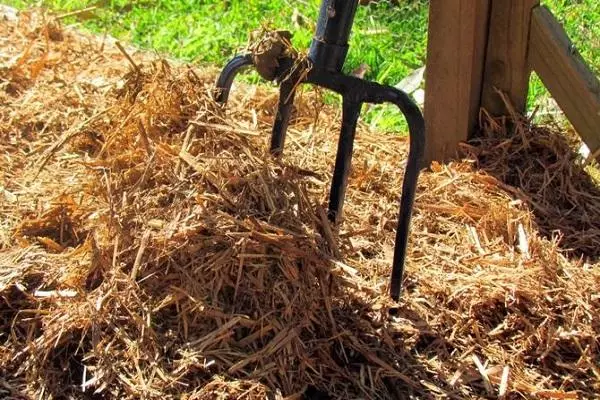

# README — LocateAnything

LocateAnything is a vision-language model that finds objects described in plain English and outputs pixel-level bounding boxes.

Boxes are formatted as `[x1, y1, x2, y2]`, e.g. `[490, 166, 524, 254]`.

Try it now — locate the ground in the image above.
[1, 6, 599, 400]
[3, 0, 600, 131]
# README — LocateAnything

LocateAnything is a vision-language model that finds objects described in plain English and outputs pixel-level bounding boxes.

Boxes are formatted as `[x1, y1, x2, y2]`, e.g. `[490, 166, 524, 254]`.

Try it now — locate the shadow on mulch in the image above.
[462, 105, 600, 262]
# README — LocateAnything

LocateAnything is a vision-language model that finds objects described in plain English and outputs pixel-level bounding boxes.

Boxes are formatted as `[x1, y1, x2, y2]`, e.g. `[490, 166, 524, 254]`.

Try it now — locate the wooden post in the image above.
[529, 6, 600, 156]
[423, 0, 490, 164]
[481, 0, 539, 116]
[424, 0, 600, 162]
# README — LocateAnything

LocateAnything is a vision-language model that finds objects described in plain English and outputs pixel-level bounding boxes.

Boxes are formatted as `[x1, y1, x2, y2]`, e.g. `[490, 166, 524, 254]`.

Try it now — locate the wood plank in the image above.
[423, 0, 491, 164]
[529, 6, 600, 155]
[481, 0, 539, 116]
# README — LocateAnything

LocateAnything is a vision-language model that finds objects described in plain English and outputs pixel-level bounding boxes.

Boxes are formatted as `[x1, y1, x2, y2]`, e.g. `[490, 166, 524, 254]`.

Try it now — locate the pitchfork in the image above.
[214, 0, 425, 301]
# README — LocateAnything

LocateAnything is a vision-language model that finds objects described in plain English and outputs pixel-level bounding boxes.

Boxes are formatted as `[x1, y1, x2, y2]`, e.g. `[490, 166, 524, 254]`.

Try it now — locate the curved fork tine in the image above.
[377, 87, 425, 301]
[215, 54, 254, 104]
[306, 70, 425, 301]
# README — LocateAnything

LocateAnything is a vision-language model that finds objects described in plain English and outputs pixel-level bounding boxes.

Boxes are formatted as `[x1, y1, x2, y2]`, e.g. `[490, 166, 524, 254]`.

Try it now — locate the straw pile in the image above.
[1, 8, 599, 400]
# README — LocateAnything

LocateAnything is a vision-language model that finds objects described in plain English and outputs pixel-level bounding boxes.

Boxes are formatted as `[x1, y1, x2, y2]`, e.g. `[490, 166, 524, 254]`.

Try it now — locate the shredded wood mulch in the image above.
[1, 8, 599, 400]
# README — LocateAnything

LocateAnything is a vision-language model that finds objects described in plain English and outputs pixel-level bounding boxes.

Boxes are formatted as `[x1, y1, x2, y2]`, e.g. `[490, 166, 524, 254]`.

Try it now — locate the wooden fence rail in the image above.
[424, 0, 600, 164]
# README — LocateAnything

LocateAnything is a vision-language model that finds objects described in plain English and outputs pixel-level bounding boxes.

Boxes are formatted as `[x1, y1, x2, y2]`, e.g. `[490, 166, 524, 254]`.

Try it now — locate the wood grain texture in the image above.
[481, 0, 539, 116]
[529, 5, 600, 155]
[423, 0, 490, 163]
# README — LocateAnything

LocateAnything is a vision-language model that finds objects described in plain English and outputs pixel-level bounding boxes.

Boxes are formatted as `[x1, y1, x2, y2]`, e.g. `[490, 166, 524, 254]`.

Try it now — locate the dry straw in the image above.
[1, 8, 598, 400]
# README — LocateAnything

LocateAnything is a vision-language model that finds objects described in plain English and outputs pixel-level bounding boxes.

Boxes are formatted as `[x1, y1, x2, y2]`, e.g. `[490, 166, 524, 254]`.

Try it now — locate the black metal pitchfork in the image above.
[214, 0, 425, 301]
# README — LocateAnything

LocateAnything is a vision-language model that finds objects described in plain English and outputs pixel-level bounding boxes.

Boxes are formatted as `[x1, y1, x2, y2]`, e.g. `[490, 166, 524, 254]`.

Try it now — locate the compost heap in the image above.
[1, 8, 599, 400]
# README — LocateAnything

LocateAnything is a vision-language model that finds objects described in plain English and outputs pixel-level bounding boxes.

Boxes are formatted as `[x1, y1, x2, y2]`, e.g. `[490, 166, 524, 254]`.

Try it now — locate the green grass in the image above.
[4, 0, 599, 131]
[5, 0, 428, 83]
[4, 0, 428, 131]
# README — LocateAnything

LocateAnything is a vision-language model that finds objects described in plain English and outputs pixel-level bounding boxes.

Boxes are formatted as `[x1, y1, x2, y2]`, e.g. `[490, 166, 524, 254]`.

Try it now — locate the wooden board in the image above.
[481, 0, 539, 116]
[423, 0, 491, 164]
[529, 6, 600, 156]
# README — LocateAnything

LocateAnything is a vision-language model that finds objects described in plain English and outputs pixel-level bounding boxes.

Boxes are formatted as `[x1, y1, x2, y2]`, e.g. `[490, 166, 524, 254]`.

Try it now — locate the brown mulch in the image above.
[1, 7, 599, 400]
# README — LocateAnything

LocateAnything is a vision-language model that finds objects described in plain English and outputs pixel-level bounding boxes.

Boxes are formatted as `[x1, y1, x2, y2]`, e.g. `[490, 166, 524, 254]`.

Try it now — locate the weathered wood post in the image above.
[424, 0, 541, 164]
[423, 0, 491, 163]
[480, 0, 539, 116]
[422, 0, 600, 165]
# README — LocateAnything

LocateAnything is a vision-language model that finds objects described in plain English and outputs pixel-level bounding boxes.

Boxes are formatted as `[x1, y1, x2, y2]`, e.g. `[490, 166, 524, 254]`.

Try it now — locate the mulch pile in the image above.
[1, 7, 598, 400]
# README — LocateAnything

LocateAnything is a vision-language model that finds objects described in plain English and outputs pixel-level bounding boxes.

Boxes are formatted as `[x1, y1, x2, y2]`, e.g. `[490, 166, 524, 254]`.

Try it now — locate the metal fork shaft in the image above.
[310, 0, 360, 72]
